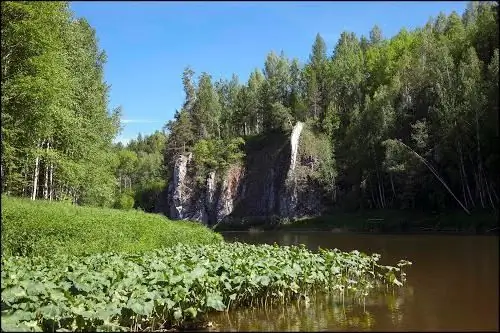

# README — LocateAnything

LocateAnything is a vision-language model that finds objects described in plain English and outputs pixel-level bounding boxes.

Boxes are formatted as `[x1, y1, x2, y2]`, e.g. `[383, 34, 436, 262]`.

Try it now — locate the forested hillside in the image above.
[2, 1, 498, 214]
[164, 1, 499, 213]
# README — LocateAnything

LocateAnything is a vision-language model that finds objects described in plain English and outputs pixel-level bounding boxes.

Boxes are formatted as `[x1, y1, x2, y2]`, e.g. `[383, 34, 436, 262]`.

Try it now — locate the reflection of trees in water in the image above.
[208, 287, 414, 331]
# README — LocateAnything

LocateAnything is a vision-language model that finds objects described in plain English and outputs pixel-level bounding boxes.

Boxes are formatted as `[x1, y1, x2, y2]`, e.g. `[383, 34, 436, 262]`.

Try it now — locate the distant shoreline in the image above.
[221, 229, 499, 235]
[214, 209, 499, 235]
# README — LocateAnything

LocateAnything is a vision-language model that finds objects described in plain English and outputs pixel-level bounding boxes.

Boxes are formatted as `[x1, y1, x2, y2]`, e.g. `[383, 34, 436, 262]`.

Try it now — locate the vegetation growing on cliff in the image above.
[296, 122, 336, 197]
[192, 137, 245, 184]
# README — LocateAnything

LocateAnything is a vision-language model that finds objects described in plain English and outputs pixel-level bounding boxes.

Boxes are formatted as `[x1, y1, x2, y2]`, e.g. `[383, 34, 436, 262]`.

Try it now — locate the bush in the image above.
[192, 137, 245, 184]
[1, 195, 223, 258]
[115, 193, 135, 210]
[297, 124, 336, 191]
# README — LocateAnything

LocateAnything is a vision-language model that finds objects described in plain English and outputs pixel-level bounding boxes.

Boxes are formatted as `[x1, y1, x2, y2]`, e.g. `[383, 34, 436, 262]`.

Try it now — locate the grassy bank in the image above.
[1, 195, 222, 258]
[214, 210, 499, 234]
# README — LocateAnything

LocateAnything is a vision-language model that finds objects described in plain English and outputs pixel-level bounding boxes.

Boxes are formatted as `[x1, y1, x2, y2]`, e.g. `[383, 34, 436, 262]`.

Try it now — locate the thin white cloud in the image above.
[121, 119, 160, 124]
[113, 136, 132, 146]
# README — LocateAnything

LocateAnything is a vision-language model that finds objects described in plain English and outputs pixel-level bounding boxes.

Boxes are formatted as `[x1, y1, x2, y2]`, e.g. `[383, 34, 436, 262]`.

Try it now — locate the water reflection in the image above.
[208, 287, 413, 331]
[212, 232, 498, 331]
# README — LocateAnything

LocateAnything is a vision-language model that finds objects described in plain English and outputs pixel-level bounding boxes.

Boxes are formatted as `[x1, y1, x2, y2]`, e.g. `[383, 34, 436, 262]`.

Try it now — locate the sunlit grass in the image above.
[1, 195, 222, 258]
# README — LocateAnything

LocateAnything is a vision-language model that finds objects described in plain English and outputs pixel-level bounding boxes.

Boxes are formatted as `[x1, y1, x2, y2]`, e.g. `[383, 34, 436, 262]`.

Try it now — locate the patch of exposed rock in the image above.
[164, 122, 325, 225]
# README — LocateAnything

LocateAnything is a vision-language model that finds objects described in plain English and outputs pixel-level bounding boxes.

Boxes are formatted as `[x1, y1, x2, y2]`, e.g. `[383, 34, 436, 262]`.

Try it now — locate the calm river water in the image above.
[207, 232, 499, 331]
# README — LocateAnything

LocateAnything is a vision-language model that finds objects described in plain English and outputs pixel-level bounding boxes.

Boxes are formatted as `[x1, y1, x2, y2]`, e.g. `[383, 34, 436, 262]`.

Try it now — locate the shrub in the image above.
[192, 137, 245, 184]
[115, 193, 135, 210]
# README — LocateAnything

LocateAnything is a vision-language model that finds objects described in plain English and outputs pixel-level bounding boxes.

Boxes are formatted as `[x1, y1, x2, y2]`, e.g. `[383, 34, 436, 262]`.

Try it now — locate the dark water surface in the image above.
[207, 232, 499, 331]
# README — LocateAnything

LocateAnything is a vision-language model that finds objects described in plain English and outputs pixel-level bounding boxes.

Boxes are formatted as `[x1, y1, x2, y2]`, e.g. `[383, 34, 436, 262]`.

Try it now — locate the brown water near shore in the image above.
[206, 232, 499, 331]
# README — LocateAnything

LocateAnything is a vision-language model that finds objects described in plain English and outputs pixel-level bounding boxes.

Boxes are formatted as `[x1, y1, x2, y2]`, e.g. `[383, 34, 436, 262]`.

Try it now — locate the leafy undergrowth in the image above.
[1, 195, 222, 258]
[1, 242, 412, 332]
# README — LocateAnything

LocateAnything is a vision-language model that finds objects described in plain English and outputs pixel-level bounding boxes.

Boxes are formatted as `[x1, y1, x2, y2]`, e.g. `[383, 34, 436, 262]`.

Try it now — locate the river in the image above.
[206, 232, 499, 331]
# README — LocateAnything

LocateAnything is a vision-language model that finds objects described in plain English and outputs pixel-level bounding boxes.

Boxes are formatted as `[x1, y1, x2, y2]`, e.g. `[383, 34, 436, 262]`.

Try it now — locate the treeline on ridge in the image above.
[2, 1, 498, 214]
[163, 1, 499, 213]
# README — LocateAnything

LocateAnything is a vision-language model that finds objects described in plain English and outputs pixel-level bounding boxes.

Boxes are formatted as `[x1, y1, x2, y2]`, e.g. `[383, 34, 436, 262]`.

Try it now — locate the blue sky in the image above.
[70, 1, 468, 145]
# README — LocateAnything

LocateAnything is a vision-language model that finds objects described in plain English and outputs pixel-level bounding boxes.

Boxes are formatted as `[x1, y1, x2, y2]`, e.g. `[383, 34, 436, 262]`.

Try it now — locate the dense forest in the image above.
[2, 1, 498, 214]
[163, 1, 499, 213]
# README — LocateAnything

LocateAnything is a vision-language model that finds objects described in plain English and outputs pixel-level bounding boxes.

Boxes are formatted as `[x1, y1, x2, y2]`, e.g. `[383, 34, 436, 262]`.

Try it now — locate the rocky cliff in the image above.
[164, 122, 326, 226]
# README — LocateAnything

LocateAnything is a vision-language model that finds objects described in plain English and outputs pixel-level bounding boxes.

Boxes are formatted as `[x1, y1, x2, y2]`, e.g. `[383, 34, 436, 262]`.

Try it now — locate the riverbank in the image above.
[214, 210, 499, 235]
[1, 196, 413, 332]
[1, 195, 222, 257]
[1, 196, 411, 331]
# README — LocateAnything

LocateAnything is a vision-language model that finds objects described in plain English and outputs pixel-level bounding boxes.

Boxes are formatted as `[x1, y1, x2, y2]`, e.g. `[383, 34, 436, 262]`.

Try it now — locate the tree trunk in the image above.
[43, 161, 49, 200]
[31, 141, 42, 200]
[474, 168, 485, 208]
[457, 146, 469, 208]
[374, 149, 385, 209]
[483, 174, 495, 209]
[459, 161, 469, 208]
[491, 182, 499, 203]
[397, 140, 471, 215]
[377, 178, 384, 209]
[369, 176, 377, 209]
[389, 172, 396, 200]
[381, 176, 387, 209]
[43, 141, 50, 200]
[475, 105, 486, 208]
[49, 163, 54, 201]
[458, 143, 474, 207]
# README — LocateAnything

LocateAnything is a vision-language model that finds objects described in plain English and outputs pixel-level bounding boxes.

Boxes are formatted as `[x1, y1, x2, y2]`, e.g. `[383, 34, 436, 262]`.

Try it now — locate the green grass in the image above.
[1, 195, 223, 258]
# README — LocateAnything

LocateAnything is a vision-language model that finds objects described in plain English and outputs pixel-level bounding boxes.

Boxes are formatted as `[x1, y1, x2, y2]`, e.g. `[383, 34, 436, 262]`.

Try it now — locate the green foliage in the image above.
[115, 193, 135, 210]
[192, 73, 221, 139]
[192, 137, 245, 183]
[1, 241, 411, 331]
[134, 180, 166, 213]
[1, 2, 120, 203]
[1, 195, 222, 258]
[112, 131, 168, 212]
[297, 124, 336, 192]
[268, 102, 294, 131]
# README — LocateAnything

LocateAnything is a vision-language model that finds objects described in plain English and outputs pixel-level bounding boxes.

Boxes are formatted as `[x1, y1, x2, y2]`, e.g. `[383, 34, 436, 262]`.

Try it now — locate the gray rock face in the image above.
[215, 165, 244, 223]
[165, 121, 323, 225]
[169, 153, 193, 219]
